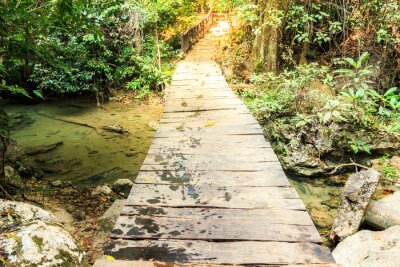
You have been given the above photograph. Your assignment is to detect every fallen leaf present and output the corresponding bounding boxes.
[205,120,216,127]
[105,255,115,261]
[144,177,153,181]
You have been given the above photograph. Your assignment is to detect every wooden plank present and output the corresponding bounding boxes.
[146,147,273,156]
[103,240,335,265]
[111,214,322,242]
[94,260,238,267]
[126,184,305,210]
[134,170,289,186]
[142,152,279,165]
[160,112,256,122]
[119,206,314,225]
[154,125,264,136]
[139,162,283,172]
[94,261,341,267]
[151,135,268,147]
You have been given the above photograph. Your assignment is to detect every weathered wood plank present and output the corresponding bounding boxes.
[139,162,283,172]
[126,184,305,210]
[94,260,340,267]
[142,152,279,165]
[111,214,322,242]
[134,170,289,186]
[104,240,335,265]
[93,260,238,267]
[119,206,314,225]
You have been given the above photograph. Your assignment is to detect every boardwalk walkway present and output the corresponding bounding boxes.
[97,31,337,266]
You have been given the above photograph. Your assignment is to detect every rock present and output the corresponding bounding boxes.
[65,204,76,213]
[321,197,340,209]
[91,185,113,196]
[0,200,55,223]
[112,179,133,196]
[310,208,334,228]
[0,220,85,266]
[72,210,85,221]
[330,169,381,242]
[390,156,400,171]
[98,199,125,232]
[148,121,159,130]
[282,149,326,177]
[17,164,44,179]
[364,191,400,230]
[333,226,400,267]
[4,165,24,188]
[5,139,25,163]
[51,179,64,187]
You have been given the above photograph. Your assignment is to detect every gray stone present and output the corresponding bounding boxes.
[0,200,55,223]
[112,179,133,196]
[331,169,381,241]
[4,165,24,188]
[92,185,113,196]
[333,226,400,267]
[65,204,76,213]
[364,191,400,230]
[0,220,85,267]
[51,179,64,187]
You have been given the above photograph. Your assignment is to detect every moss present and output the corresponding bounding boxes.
[53,249,79,267]
[32,235,44,250]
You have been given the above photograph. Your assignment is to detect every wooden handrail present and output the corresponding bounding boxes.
[181,10,214,53]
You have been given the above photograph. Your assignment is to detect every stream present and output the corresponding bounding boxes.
[3,97,163,186]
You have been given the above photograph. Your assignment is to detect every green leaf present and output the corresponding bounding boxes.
[33,90,44,99]
[344,58,356,68]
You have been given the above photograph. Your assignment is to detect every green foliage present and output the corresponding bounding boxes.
[0,0,201,99]
[241,61,399,157]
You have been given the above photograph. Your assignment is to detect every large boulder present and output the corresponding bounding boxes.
[0,220,85,267]
[0,200,55,223]
[0,200,85,266]
[333,226,400,267]
[364,191,400,229]
[330,169,381,241]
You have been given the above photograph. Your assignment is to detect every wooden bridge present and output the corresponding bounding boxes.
[95,18,337,267]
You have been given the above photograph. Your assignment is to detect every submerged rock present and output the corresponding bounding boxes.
[310,208,334,228]
[333,226,400,267]
[92,185,113,196]
[51,180,64,187]
[0,220,85,267]
[112,179,133,196]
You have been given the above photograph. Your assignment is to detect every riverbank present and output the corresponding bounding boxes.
[1,93,164,264]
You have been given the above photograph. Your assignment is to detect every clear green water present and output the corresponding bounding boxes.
[3,98,163,186]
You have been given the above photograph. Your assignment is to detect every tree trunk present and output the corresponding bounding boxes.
[252,0,289,73]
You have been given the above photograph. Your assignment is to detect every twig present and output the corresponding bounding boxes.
[36,112,100,134]
[327,159,369,175]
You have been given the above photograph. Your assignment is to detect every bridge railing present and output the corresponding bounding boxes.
[181,10,214,53]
